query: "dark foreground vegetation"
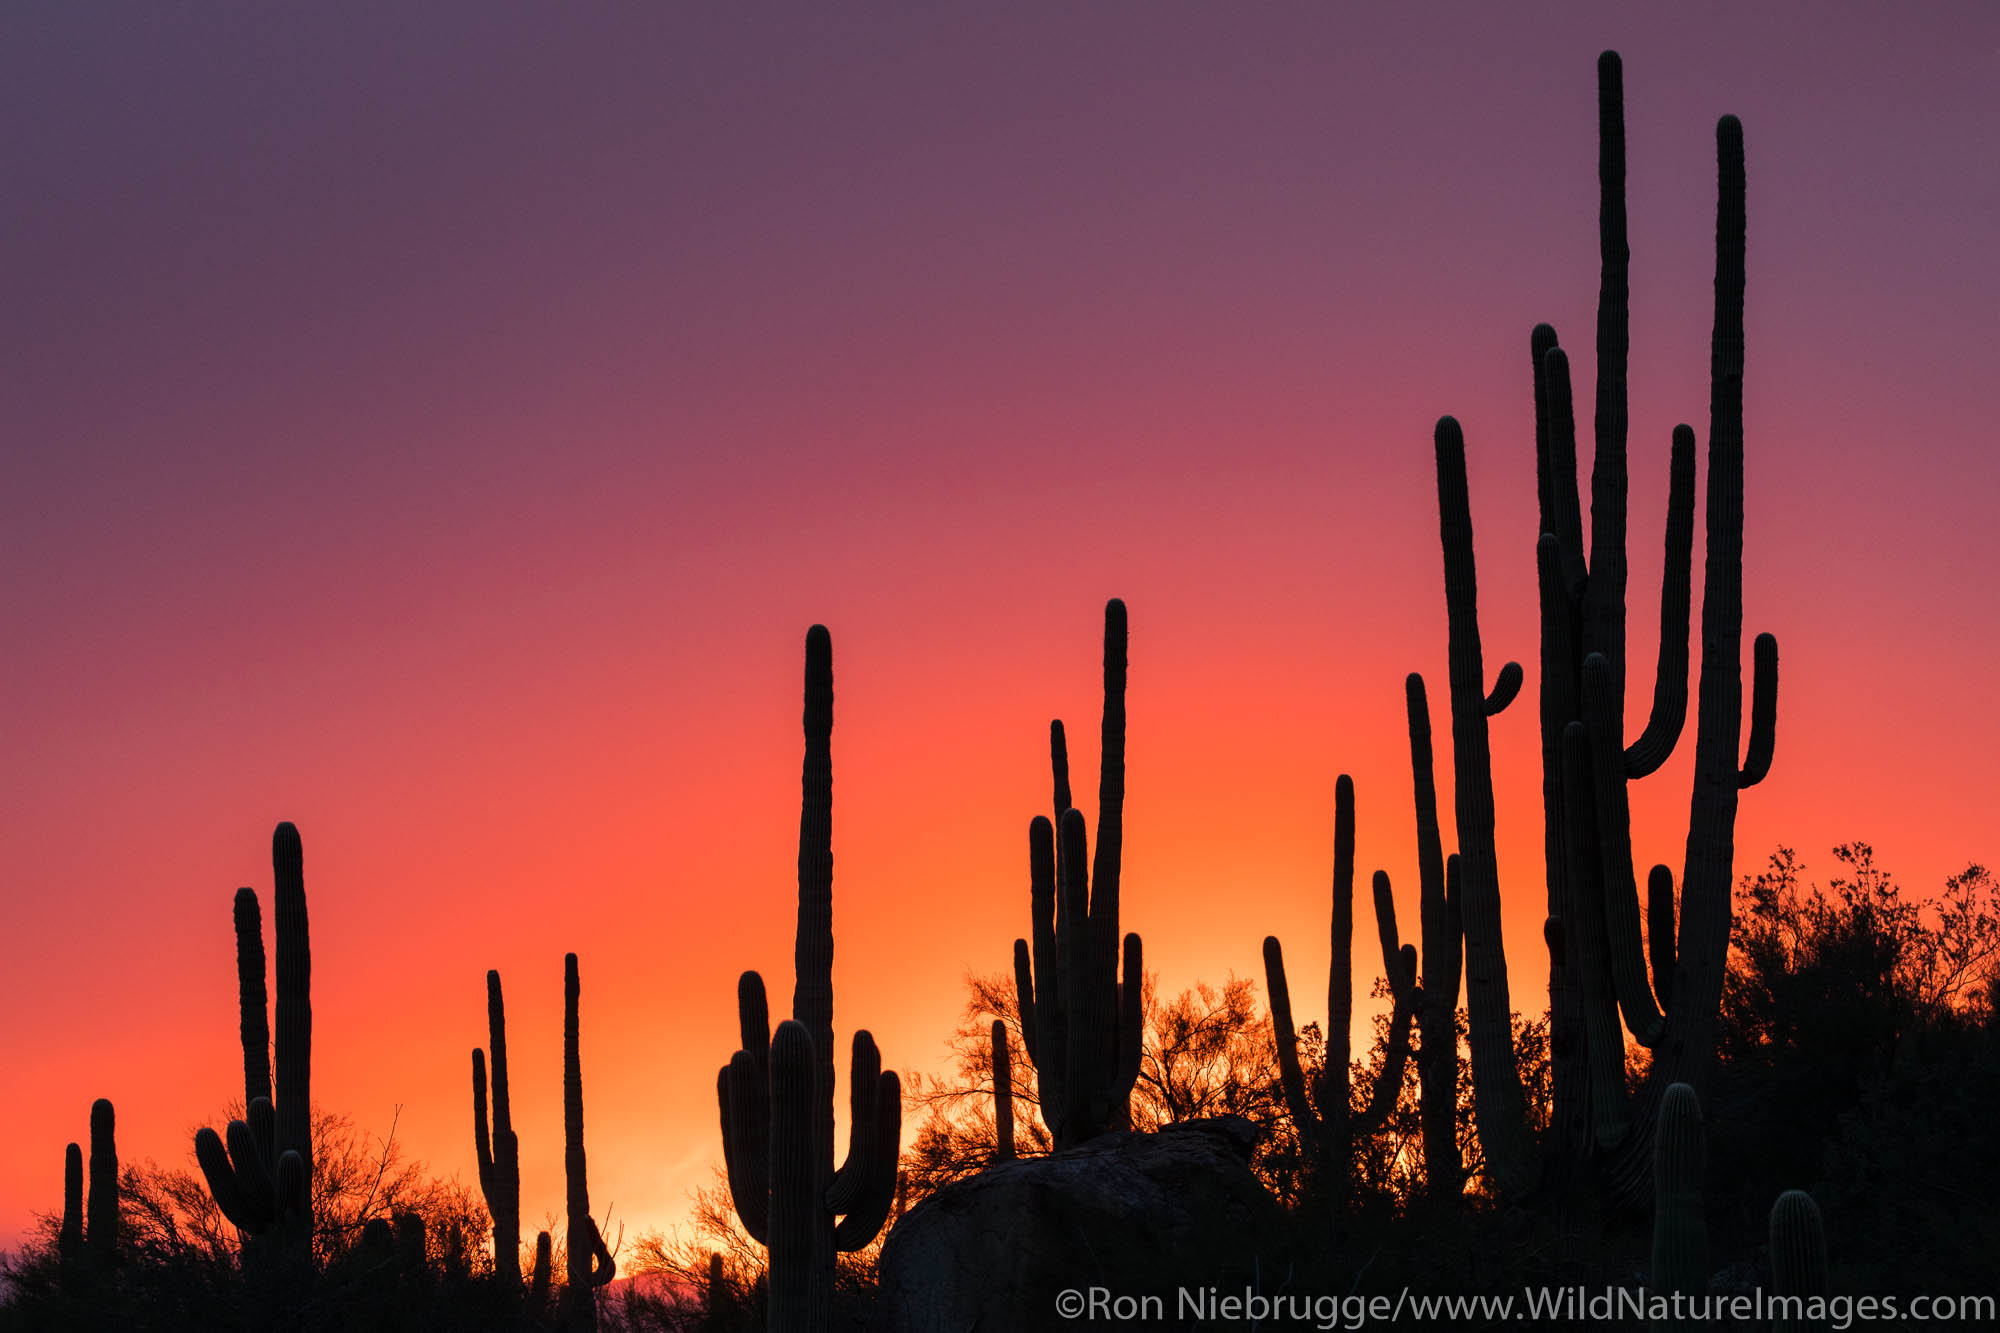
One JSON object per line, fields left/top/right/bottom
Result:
{"left": 8, "top": 51, "right": 1995, "bottom": 1333}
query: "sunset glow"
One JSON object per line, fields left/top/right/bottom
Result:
{"left": 4, "top": 3, "right": 1995, "bottom": 1262}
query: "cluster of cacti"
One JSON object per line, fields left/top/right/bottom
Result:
{"left": 57, "top": 1098, "right": 118, "bottom": 1272}
{"left": 194, "top": 822, "right": 315, "bottom": 1253}
{"left": 1429, "top": 50, "right": 1778, "bottom": 1206}
{"left": 561, "top": 952, "right": 616, "bottom": 1330}
{"left": 1012, "top": 599, "right": 1145, "bottom": 1150}
{"left": 1261, "top": 774, "right": 1414, "bottom": 1201}
{"left": 717, "top": 625, "right": 902, "bottom": 1332}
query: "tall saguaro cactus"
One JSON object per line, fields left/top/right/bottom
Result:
{"left": 718, "top": 625, "right": 902, "bottom": 1333}
{"left": 1263, "top": 775, "right": 1415, "bottom": 1201}
{"left": 472, "top": 969, "right": 523, "bottom": 1294}
{"left": 562, "top": 953, "right": 614, "bottom": 1330}
{"left": 195, "top": 822, "right": 314, "bottom": 1252}
{"left": 1013, "top": 599, "right": 1145, "bottom": 1149}
{"left": 1402, "top": 675, "right": 1465, "bottom": 1198}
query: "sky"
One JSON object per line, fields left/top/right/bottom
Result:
{"left": 4, "top": 1, "right": 1996, "bottom": 1260}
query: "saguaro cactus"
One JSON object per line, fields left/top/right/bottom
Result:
{"left": 472, "top": 969, "right": 523, "bottom": 1293}
{"left": 1012, "top": 599, "right": 1145, "bottom": 1149}
{"left": 58, "top": 1143, "right": 82, "bottom": 1264}
{"left": 562, "top": 953, "right": 614, "bottom": 1330}
{"left": 991, "top": 1020, "right": 1016, "bottom": 1163}
{"left": 717, "top": 625, "right": 902, "bottom": 1332}
{"left": 195, "top": 822, "right": 314, "bottom": 1252}
{"left": 1263, "top": 775, "right": 1415, "bottom": 1201}
{"left": 1768, "top": 1190, "right": 1830, "bottom": 1333}
{"left": 1650, "top": 1084, "right": 1706, "bottom": 1330}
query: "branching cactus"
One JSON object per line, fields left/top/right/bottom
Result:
{"left": 717, "top": 625, "right": 902, "bottom": 1332}
{"left": 1263, "top": 775, "right": 1416, "bottom": 1201}
{"left": 1433, "top": 53, "right": 1779, "bottom": 1205}
{"left": 472, "top": 969, "right": 523, "bottom": 1294}
{"left": 194, "top": 822, "right": 313, "bottom": 1253}
{"left": 562, "top": 953, "right": 614, "bottom": 1331}
{"left": 1012, "top": 599, "right": 1145, "bottom": 1149}
{"left": 1650, "top": 1084, "right": 1706, "bottom": 1331}
{"left": 1769, "top": 1190, "right": 1830, "bottom": 1333}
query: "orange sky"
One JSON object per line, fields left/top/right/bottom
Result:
{"left": 5, "top": 4, "right": 1996, "bottom": 1258}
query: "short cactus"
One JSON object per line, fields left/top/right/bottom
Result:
{"left": 1263, "top": 775, "right": 1415, "bottom": 1200}
{"left": 58, "top": 1142, "right": 82, "bottom": 1264}
{"left": 194, "top": 822, "right": 314, "bottom": 1252}
{"left": 1013, "top": 599, "right": 1145, "bottom": 1149}
{"left": 1769, "top": 1190, "right": 1830, "bottom": 1333}
{"left": 1650, "top": 1083, "right": 1705, "bottom": 1330}
{"left": 991, "top": 1020, "right": 1015, "bottom": 1164}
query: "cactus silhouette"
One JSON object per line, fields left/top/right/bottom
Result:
{"left": 58, "top": 1141, "right": 82, "bottom": 1265}
{"left": 990, "top": 1020, "right": 1015, "bottom": 1164}
{"left": 1012, "top": 599, "right": 1145, "bottom": 1149}
{"left": 561, "top": 953, "right": 614, "bottom": 1330}
{"left": 1650, "top": 1083, "right": 1705, "bottom": 1330}
{"left": 1768, "top": 1190, "right": 1830, "bottom": 1333}
{"left": 1262, "top": 775, "right": 1414, "bottom": 1201}
{"left": 1433, "top": 52, "right": 1778, "bottom": 1205}
{"left": 529, "top": 1229, "right": 554, "bottom": 1317}
{"left": 194, "top": 822, "right": 314, "bottom": 1252}
{"left": 1401, "top": 675, "right": 1465, "bottom": 1198}
{"left": 56, "top": 1100, "right": 118, "bottom": 1273}
{"left": 472, "top": 969, "right": 523, "bottom": 1295}
{"left": 717, "top": 625, "right": 901, "bottom": 1332}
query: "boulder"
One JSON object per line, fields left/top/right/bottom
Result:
{"left": 877, "top": 1117, "right": 1289, "bottom": 1332}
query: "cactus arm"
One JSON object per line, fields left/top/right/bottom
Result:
{"left": 719, "top": 1056, "right": 769, "bottom": 1244}
{"left": 1090, "top": 600, "right": 1127, "bottom": 961}
{"left": 1371, "top": 871, "right": 1409, "bottom": 1002}
{"left": 1261, "top": 936, "right": 1320, "bottom": 1150}
{"left": 1057, "top": 807, "right": 1098, "bottom": 1145}
{"left": 1738, "top": 633, "right": 1778, "bottom": 788}
{"left": 1583, "top": 655, "right": 1668, "bottom": 1047}
{"left": 195, "top": 1128, "right": 254, "bottom": 1233}
{"left": 1011, "top": 938, "right": 1037, "bottom": 1067}
{"left": 1768, "top": 1190, "right": 1830, "bottom": 1332}
{"left": 1354, "top": 986, "right": 1416, "bottom": 1137}
{"left": 1648, "top": 866, "right": 1677, "bottom": 1012}
{"left": 1115, "top": 933, "right": 1144, "bottom": 1104}
{"left": 473, "top": 1048, "right": 494, "bottom": 1198}
{"left": 826, "top": 1032, "right": 882, "bottom": 1213}
{"left": 232, "top": 887, "right": 272, "bottom": 1115}
{"left": 831, "top": 1068, "right": 901, "bottom": 1250}
{"left": 1483, "top": 662, "right": 1524, "bottom": 715}
{"left": 1561, "top": 722, "right": 1630, "bottom": 1151}
{"left": 1623, "top": 426, "right": 1696, "bottom": 778}
{"left": 1650, "top": 1083, "right": 1706, "bottom": 1323}
{"left": 991, "top": 1021, "right": 1015, "bottom": 1163}
{"left": 563, "top": 951, "right": 604, "bottom": 1312}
